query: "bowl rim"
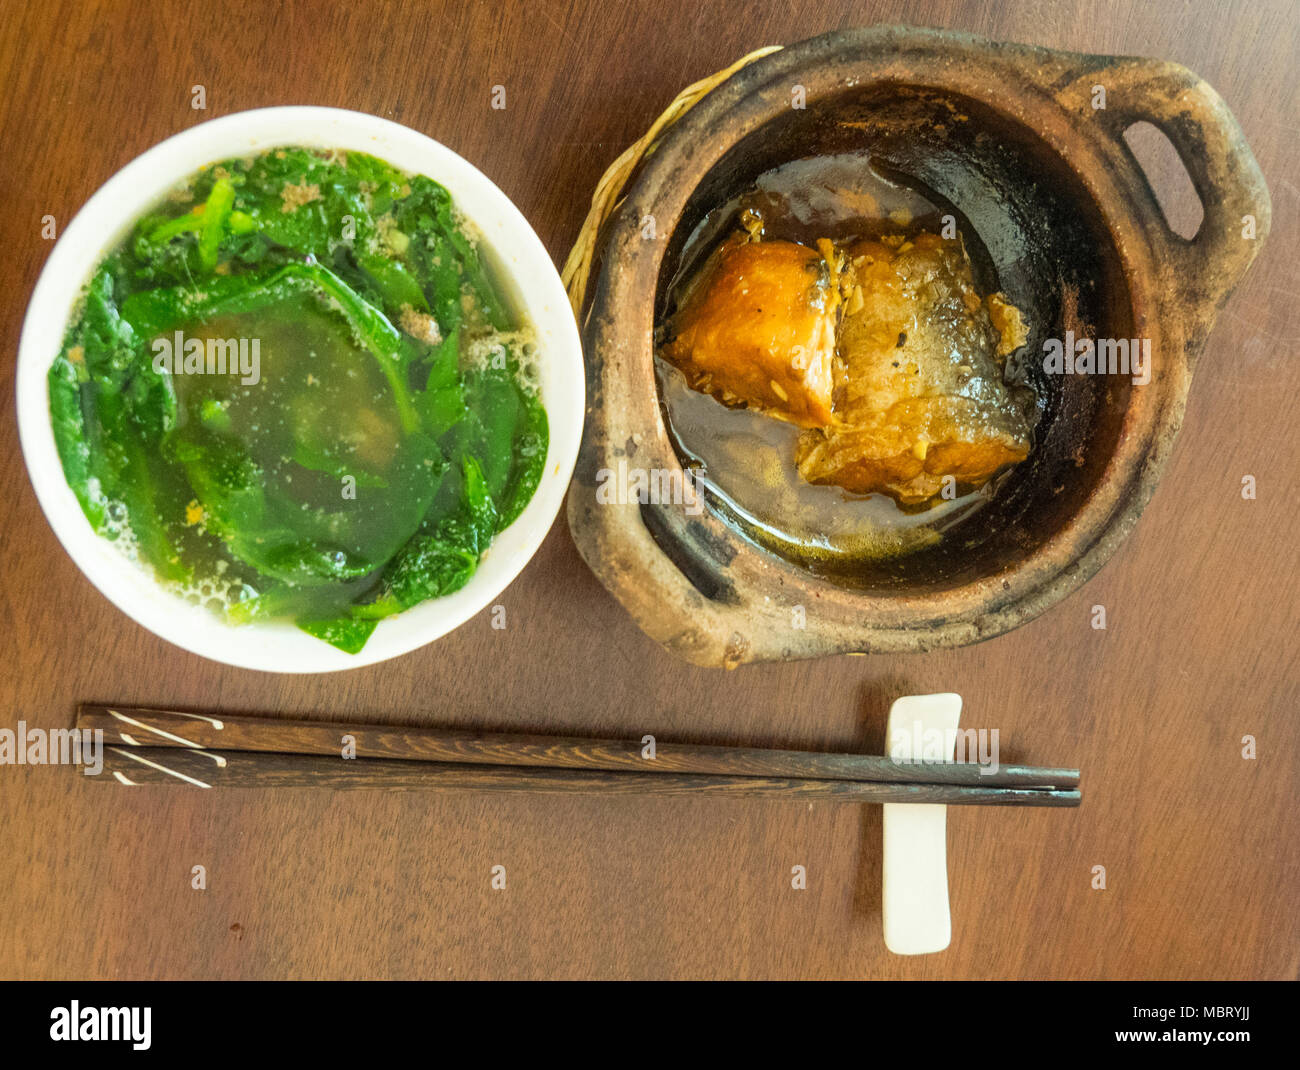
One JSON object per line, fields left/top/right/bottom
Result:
{"left": 17, "top": 105, "right": 584, "bottom": 673}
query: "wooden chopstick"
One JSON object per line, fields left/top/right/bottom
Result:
{"left": 78, "top": 705, "right": 1081, "bottom": 790}
{"left": 93, "top": 745, "right": 1081, "bottom": 805}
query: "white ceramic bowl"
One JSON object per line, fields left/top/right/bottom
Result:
{"left": 17, "top": 106, "right": 584, "bottom": 672}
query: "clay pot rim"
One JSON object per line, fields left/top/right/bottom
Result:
{"left": 572, "top": 26, "right": 1269, "bottom": 665}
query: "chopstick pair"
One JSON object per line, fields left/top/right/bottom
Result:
{"left": 77, "top": 705, "right": 1081, "bottom": 807}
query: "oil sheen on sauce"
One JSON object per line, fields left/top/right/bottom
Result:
{"left": 657, "top": 150, "right": 1015, "bottom": 567}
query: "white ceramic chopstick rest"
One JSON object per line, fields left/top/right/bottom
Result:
{"left": 882, "top": 692, "right": 963, "bottom": 955}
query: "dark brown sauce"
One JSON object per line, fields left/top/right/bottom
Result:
{"left": 656, "top": 150, "right": 1027, "bottom": 567}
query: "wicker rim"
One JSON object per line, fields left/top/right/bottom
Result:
{"left": 559, "top": 46, "right": 783, "bottom": 319}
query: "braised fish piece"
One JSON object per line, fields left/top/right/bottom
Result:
{"left": 662, "top": 236, "right": 839, "bottom": 428}
{"left": 795, "top": 232, "right": 1031, "bottom": 504}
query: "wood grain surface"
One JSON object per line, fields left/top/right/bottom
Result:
{"left": 0, "top": 0, "right": 1296, "bottom": 980}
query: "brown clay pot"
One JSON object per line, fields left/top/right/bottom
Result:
{"left": 568, "top": 26, "right": 1270, "bottom": 668}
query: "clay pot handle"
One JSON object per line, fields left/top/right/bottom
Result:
{"left": 1058, "top": 58, "right": 1271, "bottom": 353}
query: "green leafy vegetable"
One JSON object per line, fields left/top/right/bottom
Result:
{"left": 48, "top": 148, "right": 549, "bottom": 654}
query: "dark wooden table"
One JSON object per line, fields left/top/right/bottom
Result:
{"left": 1, "top": 0, "right": 1296, "bottom": 980}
